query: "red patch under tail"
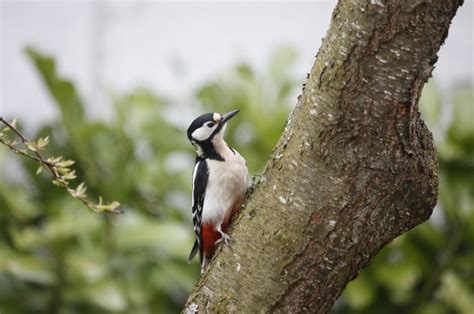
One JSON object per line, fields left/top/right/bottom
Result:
{"left": 201, "top": 224, "right": 221, "bottom": 259}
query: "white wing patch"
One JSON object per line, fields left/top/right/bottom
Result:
{"left": 191, "top": 161, "right": 200, "bottom": 208}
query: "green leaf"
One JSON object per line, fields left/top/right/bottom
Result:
{"left": 115, "top": 213, "right": 191, "bottom": 258}
{"left": 66, "top": 252, "right": 107, "bottom": 284}
{"left": 25, "top": 142, "right": 37, "bottom": 152}
{"left": 75, "top": 182, "right": 87, "bottom": 196}
{"left": 437, "top": 272, "right": 474, "bottom": 314}
{"left": 43, "top": 205, "right": 101, "bottom": 241}
{"left": 36, "top": 136, "right": 50, "bottom": 150}
{"left": 5, "top": 256, "right": 54, "bottom": 285}
{"left": 0, "top": 182, "right": 40, "bottom": 220}
{"left": 57, "top": 159, "right": 75, "bottom": 168}
{"left": 25, "top": 47, "right": 85, "bottom": 135}
{"left": 85, "top": 281, "right": 128, "bottom": 311}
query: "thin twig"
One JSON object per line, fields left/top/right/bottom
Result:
{"left": 1, "top": 117, "right": 56, "bottom": 173}
{"left": 0, "top": 117, "right": 121, "bottom": 214}
{"left": 0, "top": 137, "right": 46, "bottom": 163}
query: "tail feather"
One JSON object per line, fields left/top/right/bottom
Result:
{"left": 188, "top": 239, "right": 199, "bottom": 263}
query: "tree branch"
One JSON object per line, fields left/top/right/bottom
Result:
{"left": 184, "top": 0, "right": 464, "bottom": 313}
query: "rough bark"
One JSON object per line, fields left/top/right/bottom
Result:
{"left": 184, "top": 0, "right": 463, "bottom": 313}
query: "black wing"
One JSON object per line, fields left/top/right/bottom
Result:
{"left": 188, "top": 158, "right": 209, "bottom": 263}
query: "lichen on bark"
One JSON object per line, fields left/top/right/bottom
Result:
{"left": 184, "top": 0, "right": 464, "bottom": 313}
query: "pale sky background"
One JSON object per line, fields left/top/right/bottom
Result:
{"left": 1, "top": 0, "right": 473, "bottom": 132}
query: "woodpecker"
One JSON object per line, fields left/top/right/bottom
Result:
{"left": 187, "top": 109, "right": 248, "bottom": 273}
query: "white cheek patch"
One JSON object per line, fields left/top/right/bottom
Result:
{"left": 192, "top": 126, "right": 213, "bottom": 141}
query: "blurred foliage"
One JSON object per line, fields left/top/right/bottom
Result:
{"left": 1, "top": 44, "right": 472, "bottom": 314}
{"left": 0, "top": 46, "right": 297, "bottom": 313}
{"left": 334, "top": 81, "right": 474, "bottom": 314}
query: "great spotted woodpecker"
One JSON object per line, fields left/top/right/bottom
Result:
{"left": 187, "top": 109, "right": 248, "bottom": 273}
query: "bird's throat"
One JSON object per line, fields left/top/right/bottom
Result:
{"left": 196, "top": 140, "right": 225, "bottom": 161}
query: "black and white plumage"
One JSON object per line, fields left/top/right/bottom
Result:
{"left": 188, "top": 159, "right": 208, "bottom": 263}
{"left": 186, "top": 110, "right": 248, "bottom": 273}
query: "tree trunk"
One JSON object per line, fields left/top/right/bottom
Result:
{"left": 184, "top": 0, "right": 464, "bottom": 313}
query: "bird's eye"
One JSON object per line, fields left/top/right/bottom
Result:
{"left": 207, "top": 122, "right": 215, "bottom": 128}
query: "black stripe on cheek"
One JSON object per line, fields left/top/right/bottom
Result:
{"left": 196, "top": 141, "right": 225, "bottom": 161}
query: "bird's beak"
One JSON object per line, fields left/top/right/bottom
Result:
{"left": 220, "top": 109, "right": 240, "bottom": 124}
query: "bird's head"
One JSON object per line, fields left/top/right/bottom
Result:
{"left": 187, "top": 109, "right": 240, "bottom": 155}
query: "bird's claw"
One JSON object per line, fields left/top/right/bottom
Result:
{"left": 215, "top": 232, "right": 231, "bottom": 246}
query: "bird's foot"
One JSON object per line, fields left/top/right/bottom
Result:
{"left": 215, "top": 231, "right": 231, "bottom": 246}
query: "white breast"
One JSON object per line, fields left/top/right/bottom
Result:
{"left": 202, "top": 147, "right": 248, "bottom": 226}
